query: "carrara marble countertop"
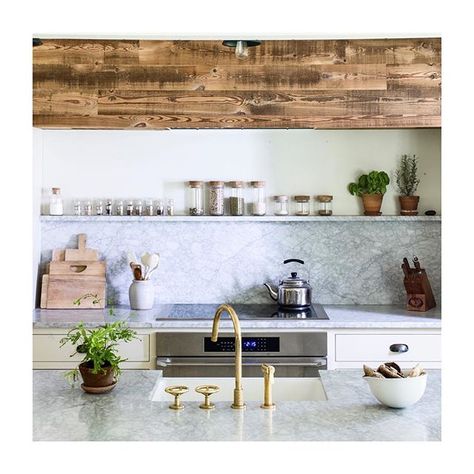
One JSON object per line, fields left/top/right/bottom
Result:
{"left": 33, "top": 369, "right": 441, "bottom": 441}
{"left": 33, "top": 304, "right": 441, "bottom": 329}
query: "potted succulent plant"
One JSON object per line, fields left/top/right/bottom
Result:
{"left": 348, "top": 170, "right": 390, "bottom": 215}
{"left": 60, "top": 320, "right": 138, "bottom": 393}
{"left": 395, "top": 154, "right": 421, "bottom": 215}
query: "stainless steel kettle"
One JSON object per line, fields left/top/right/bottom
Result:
{"left": 264, "top": 259, "right": 312, "bottom": 308}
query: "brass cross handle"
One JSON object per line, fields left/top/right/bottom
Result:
{"left": 165, "top": 385, "right": 189, "bottom": 410}
{"left": 195, "top": 384, "right": 220, "bottom": 410}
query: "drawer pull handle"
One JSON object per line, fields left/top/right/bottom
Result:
{"left": 390, "top": 343, "right": 409, "bottom": 353}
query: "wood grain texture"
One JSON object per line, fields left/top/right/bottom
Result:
{"left": 33, "top": 38, "right": 441, "bottom": 129}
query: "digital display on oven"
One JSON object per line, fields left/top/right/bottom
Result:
{"left": 204, "top": 337, "right": 280, "bottom": 352}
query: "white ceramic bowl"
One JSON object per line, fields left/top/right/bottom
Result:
{"left": 364, "top": 370, "right": 427, "bottom": 408}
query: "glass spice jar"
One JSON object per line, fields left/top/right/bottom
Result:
{"left": 274, "top": 195, "right": 289, "bottom": 216}
{"left": 95, "top": 200, "right": 104, "bottom": 216}
{"left": 126, "top": 200, "right": 134, "bottom": 216}
{"left": 49, "top": 187, "right": 63, "bottom": 216}
{"left": 229, "top": 181, "right": 244, "bottom": 216}
{"left": 209, "top": 181, "right": 225, "bottom": 216}
{"left": 105, "top": 198, "right": 113, "bottom": 216}
{"left": 155, "top": 199, "right": 164, "bottom": 216}
{"left": 294, "top": 195, "right": 310, "bottom": 216}
{"left": 250, "top": 181, "right": 266, "bottom": 216}
{"left": 188, "top": 181, "right": 204, "bottom": 216}
{"left": 166, "top": 198, "right": 174, "bottom": 216}
{"left": 115, "top": 200, "right": 124, "bottom": 216}
{"left": 134, "top": 200, "right": 143, "bottom": 216}
{"left": 145, "top": 199, "right": 154, "bottom": 216}
{"left": 316, "top": 195, "right": 333, "bottom": 216}
{"left": 84, "top": 200, "right": 92, "bottom": 216}
{"left": 73, "top": 200, "right": 82, "bottom": 216}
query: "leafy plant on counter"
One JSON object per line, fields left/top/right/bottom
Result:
{"left": 348, "top": 170, "right": 390, "bottom": 196}
{"left": 395, "top": 154, "right": 421, "bottom": 196}
{"left": 60, "top": 321, "right": 138, "bottom": 385}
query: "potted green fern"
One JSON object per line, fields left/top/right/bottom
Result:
{"left": 395, "top": 154, "right": 421, "bottom": 215}
{"left": 348, "top": 170, "right": 390, "bottom": 215}
{"left": 60, "top": 321, "right": 138, "bottom": 393}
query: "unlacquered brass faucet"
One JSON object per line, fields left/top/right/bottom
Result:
{"left": 261, "top": 364, "right": 276, "bottom": 410}
{"left": 211, "top": 304, "right": 245, "bottom": 410}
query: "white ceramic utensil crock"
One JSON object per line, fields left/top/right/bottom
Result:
{"left": 129, "top": 280, "right": 154, "bottom": 310}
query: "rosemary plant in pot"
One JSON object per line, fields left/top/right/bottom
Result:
{"left": 395, "top": 154, "right": 421, "bottom": 215}
{"left": 348, "top": 170, "right": 390, "bottom": 215}
{"left": 60, "top": 321, "right": 138, "bottom": 393}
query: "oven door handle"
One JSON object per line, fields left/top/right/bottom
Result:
{"left": 156, "top": 357, "right": 326, "bottom": 368}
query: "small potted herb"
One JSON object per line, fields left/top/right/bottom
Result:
{"left": 60, "top": 321, "right": 138, "bottom": 393}
{"left": 348, "top": 170, "right": 390, "bottom": 215}
{"left": 395, "top": 154, "right": 421, "bottom": 215}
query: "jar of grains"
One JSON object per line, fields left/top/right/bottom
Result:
{"left": 316, "top": 195, "right": 333, "bottom": 216}
{"left": 188, "top": 181, "right": 204, "bottom": 216}
{"left": 208, "top": 181, "right": 225, "bottom": 216}
{"left": 250, "top": 181, "right": 266, "bottom": 216}
{"left": 229, "top": 181, "right": 244, "bottom": 216}
{"left": 294, "top": 195, "right": 310, "bottom": 216}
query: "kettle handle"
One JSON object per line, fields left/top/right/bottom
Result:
{"left": 283, "top": 259, "right": 304, "bottom": 265}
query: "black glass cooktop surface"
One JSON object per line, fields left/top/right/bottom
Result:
{"left": 154, "top": 304, "right": 329, "bottom": 320}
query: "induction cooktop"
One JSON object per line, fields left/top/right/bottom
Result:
{"left": 154, "top": 304, "right": 329, "bottom": 320}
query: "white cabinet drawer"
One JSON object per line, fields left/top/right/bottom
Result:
{"left": 335, "top": 334, "right": 441, "bottom": 363}
{"left": 33, "top": 334, "right": 150, "bottom": 362}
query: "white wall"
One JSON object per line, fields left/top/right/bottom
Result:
{"left": 39, "top": 129, "right": 441, "bottom": 216}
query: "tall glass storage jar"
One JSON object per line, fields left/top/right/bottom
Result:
{"left": 250, "top": 181, "right": 266, "bottom": 216}
{"left": 229, "top": 181, "right": 244, "bottom": 216}
{"left": 208, "top": 181, "right": 224, "bottom": 216}
{"left": 316, "top": 195, "right": 333, "bottom": 216}
{"left": 188, "top": 181, "right": 204, "bottom": 216}
{"left": 274, "top": 195, "right": 289, "bottom": 216}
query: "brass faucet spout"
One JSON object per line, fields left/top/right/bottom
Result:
{"left": 211, "top": 304, "right": 245, "bottom": 409}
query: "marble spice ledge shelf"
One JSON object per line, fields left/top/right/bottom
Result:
{"left": 40, "top": 215, "right": 442, "bottom": 223}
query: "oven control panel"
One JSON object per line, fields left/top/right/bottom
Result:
{"left": 204, "top": 337, "right": 280, "bottom": 352}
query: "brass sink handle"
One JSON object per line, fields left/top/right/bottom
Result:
{"left": 261, "top": 364, "right": 276, "bottom": 410}
{"left": 165, "top": 385, "right": 189, "bottom": 410}
{"left": 195, "top": 384, "right": 220, "bottom": 410}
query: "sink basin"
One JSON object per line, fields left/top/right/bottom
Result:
{"left": 151, "top": 376, "right": 327, "bottom": 402}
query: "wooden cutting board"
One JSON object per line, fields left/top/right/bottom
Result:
{"left": 48, "top": 261, "right": 106, "bottom": 277}
{"left": 64, "top": 234, "right": 98, "bottom": 261}
{"left": 42, "top": 275, "right": 106, "bottom": 309}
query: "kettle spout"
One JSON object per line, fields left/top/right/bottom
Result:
{"left": 263, "top": 283, "right": 278, "bottom": 301}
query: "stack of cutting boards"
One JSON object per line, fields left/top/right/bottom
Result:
{"left": 40, "top": 234, "right": 106, "bottom": 309}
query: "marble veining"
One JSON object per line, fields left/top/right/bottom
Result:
{"left": 32, "top": 369, "right": 441, "bottom": 441}
{"left": 33, "top": 304, "right": 442, "bottom": 329}
{"left": 40, "top": 220, "right": 441, "bottom": 305}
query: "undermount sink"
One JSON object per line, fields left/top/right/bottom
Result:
{"left": 151, "top": 376, "right": 327, "bottom": 402}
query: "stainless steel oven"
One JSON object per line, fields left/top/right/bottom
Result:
{"left": 156, "top": 332, "right": 327, "bottom": 377}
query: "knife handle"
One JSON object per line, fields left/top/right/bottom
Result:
{"left": 413, "top": 256, "right": 421, "bottom": 271}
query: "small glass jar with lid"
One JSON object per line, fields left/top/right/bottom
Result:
{"left": 105, "top": 198, "right": 113, "bottom": 216}
{"left": 316, "top": 195, "right": 333, "bottom": 216}
{"left": 73, "top": 200, "right": 82, "bottom": 216}
{"left": 188, "top": 181, "right": 204, "bottom": 216}
{"left": 126, "top": 200, "right": 134, "bottom": 216}
{"left": 145, "top": 199, "right": 154, "bottom": 216}
{"left": 250, "top": 181, "right": 266, "bottom": 216}
{"left": 274, "top": 195, "right": 289, "bottom": 216}
{"left": 294, "top": 195, "right": 310, "bottom": 216}
{"left": 115, "top": 200, "right": 124, "bottom": 216}
{"left": 84, "top": 200, "right": 92, "bottom": 216}
{"left": 229, "top": 181, "right": 244, "bottom": 216}
{"left": 95, "top": 200, "right": 104, "bottom": 216}
{"left": 155, "top": 199, "right": 164, "bottom": 216}
{"left": 208, "top": 181, "right": 225, "bottom": 216}
{"left": 134, "top": 200, "right": 143, "bottom": 216}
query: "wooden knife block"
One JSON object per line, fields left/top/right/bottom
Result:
{"left": 403, "top": 269, "right": 436, "bottom": 312}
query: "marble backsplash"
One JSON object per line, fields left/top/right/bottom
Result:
{"left": 39, "top": 220, "right": 441, "bottom": 306}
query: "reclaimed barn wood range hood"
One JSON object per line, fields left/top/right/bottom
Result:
{"left": 33, "top": 38, "right": 441, "bottom": 130}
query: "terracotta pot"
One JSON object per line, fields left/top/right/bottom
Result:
{"left": 399, "top": 195, "right": 420, "bottom": 215}
{"left": 79, "top": 361, "right": 115, "bottom": 387}
{"left": 361, "top": 193, "right": 384, "bottom": 216}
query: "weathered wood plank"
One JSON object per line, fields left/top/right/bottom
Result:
{"left": 346, "top": 38, "right": 441, "bottom": 65}
{"left": 34, "top": 63, "right": 386, "bottom": 91}
{"left": 33, "top": 113, "right": 440, "bottom": 129}
{"left": 387, "top": 64, "right": 441, "bottom": 90}
{"left": 33, "top": 39, "right": 105, "bottom": 65}
{"left": 138, "top": 40, "right": 347, "bottom": 66}
{"left": 96, "top": 89, "right": 439, "bottom": 118}
{"left": 33, "top": 91, "right": 98, "bottom": 116}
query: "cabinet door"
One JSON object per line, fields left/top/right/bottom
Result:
{"left": 335, "top": 334, "right": 441, "bottom": 363}
{"left": 33, "top": 334, "right": 150, "bottom": 362}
